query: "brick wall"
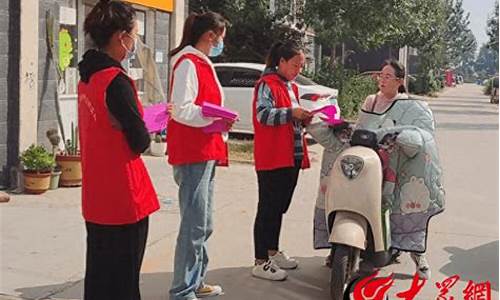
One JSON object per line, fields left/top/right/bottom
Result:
{"left": 37, "top": 0, "right": 60, "bottom": 149}
{"left": 0, "top": 0, "right": 20, "bottom": 188}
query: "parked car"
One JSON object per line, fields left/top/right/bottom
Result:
{"left": 214, "top": 63, "right": 338, "bottom": 134}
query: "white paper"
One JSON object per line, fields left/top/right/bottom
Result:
{"left": 155, "top": 51, "right": 164, "bottom": 63}
{"left": 60, "top": 7, "right": 76, "bottom": 25}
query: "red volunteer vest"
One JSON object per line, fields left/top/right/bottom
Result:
{"left": 252, "top": 73, "right": 310, "bottom": 171}
{"left": 78, "top": 67, "right": 159, "bottom": 225}
{"left": 167, "top": 53, "right": 226, "bottom": 165}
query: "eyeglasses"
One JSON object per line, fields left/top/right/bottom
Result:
{"left": 377, "top": 74, "right": 400, "bottom": 81}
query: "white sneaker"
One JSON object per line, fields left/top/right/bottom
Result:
{"left": 195, "top": 283, "right": 223, "bottom": 298}
{"left": 270, "top": 251, "right": 298, "bottom": 269}
{"left": 252, "top": 260, "right": 288, "bottom": 281}
{"left": 410, "top": 253, "right": 431, "bottom": 280}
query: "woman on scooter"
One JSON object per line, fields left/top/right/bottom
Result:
{"left": 307, "top": 59, "right": 445, "bottom": 280}
{"left": 251, "top": 40, "right": 312, "bottom": 281}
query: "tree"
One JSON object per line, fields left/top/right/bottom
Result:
{"left": 304, "top": 0, "right": 405, "bottom": 63}
{"left": 486, "top": 1, "right": 499, "bottom": 54}
{"left": 189, "top": 0, "right": 306, "bottom": 63}
{"left": 475, "top": 44, "right": 498, "bottom": 78}
{"left": 304, "top": 0, "right": 448, "bottom": 67}
{"left": 442, "top": 0, "right": 478, "bottom": 69}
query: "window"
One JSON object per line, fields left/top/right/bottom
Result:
{"left": 227, "top": 68, "right": 261, "bottom": 88}
{"left": 215, "top": 68, "right": 233, "bottom": 87}
{"left": 59, "top": 1, "right": 78, "bottom": 96}
{"left": 82, "top": 4, "right": 148, "bottom": 99}
{"left": 128, "top": 10, "right": 146, "bottom": 95}
{"left": 295, "top": 74, "right": 317, "bottom": 86}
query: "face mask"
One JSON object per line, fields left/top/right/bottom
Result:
{"left": 209, "top": 39, "right": 224, "bottom": 57}
{"left": 121, "top": 33, "right": 138, "bottom": 61}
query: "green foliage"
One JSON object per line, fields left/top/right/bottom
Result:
{"left": 305, "top": 60, "right": 355, "bottom": 93}
{"left": 409, "top": 71, "right": 443, "bottom": 95}
{"left": 20, "top": 145, "right": 55, "bottom": 172}
{"left": 228, "top": 139, "right": 253, "bottom": 162}
{"left": 189, "top": 1, "right": 306, "bottom": 63}
{"left": 443, "top": 0, "right": 477, "bottom": 69}
{"left": 304, "top": 0, "right": 447, "bottom": 52}
{"left": 338, "top": 75, "right": 378, "bottom": 119}
{"left": 307, "top": 60, "right": 377, "bottom": 119}
{"left": 487, "top": 1, "right": 499, "bottom": 53}
{"left": 475, "top": 44, "right": 499, "bottom": 79}
{"left": 484, "top": 79, "right": 493, "bottom": 95}
{"left": 64, "top": 122, "right": 79, "bottom": 156}
{"left": 483, "top": 77, "right": 497, "bottom": 95}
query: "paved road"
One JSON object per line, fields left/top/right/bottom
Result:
{"left": 1, "top": 84, "right": 498, "bottom": 300}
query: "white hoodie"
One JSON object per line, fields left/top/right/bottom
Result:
{"left": 169, "top": 46, "right": 226, "bottom": 127}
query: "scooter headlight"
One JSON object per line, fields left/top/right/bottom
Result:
{"left": 340, "top": 156, "right": 364, "bottom": 179}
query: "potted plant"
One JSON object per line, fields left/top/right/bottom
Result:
{"left": 149, "top": 132, "right": 167, "bottom": 157}
{"left": 46, "top": 129, "right": 62, "bottom": 189}
{"left": 55, "top": 122, "right": 82, "bottom": 187}
{"left": 19, "top": 144, "right": 55, "bottom": 194}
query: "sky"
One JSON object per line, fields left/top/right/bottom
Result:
{"left": 462, "top": 0, "right": 497, "bottom": 47}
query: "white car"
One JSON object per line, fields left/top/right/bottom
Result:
{"left": 214, "top": 62, "right": 339, "bottom": 134}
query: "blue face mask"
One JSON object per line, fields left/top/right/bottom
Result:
{"left": 209, "top": 39, "right": 224, "bottom": 57}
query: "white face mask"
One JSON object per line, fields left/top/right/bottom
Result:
{"left": 121, "top": 32, "right": 137, "bottom": 61}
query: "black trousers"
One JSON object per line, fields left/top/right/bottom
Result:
{"left": 254, "top": 164, "right": 301, "bottom": 260}
{"left": 84, "top": 217, "right": 149, "bottom": 300}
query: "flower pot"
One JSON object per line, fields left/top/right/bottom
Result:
{"left": 149, "top": 141, "right": 166, "bottom": 157}
{"left": 23, "top": 171, "right": 51, "bottom": 194}
{"left": 56, "top": 154, "right": 82, "bottom": 187}
{"left": 49, "top": 170, "right": 62, "bottom": 190}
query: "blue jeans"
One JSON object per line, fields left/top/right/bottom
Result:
{"left": 169, "top": 161, "right": 216, "bottom": 300}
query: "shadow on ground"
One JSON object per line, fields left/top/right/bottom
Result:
{"left": 14, "top": 257, "right": 332, "bottom": 300}
{"left": 436, "top": 122, "right": 498, "bottom": 131}
{"left": 440, "top": 240, "right": 499, "bottom": 291}
{"left": 14, "top": 242, "right": 499, "bottom": 299}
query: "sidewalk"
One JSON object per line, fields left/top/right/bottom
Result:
{"left": 0, "top": 142, "right": 328, "bottom": 300}
{"left": 1, "top": 84, "right": 498, "bottom": 300}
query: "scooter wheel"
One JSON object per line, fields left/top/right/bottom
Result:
{"left": 330, "top": 244, "right": 352, "bottom": 300}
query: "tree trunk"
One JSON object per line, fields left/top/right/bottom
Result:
{"left": 329, "top": 44, "right": 337, "bottom": 68}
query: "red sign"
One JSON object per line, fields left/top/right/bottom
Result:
{"left": 350, "top": 272, "right": 492, "bottom": 300}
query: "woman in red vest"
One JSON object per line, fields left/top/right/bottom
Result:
{"left": 78, "top": 1, "right": 159, "bottom": 299}
{"left": 167, "top": 12, "right": 230, "bottom": 300}
{"left": 251, "top": 41, "right": 312, "bottom": 281}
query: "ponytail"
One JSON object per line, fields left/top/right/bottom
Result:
{"left": 169, "top": 11, "right": 227, "bottom": 57}
{"left": 265, "top": 42, "right": 284, "bottom": 68}
{"left": 265, "top": 40, "right": 302, "bottom": 68}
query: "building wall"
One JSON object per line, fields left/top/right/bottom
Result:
{"left": 344, "top": 42, "right": 400, "bottom": 73}
{"left": 155, "top": 11, "right": 170, "bottom": 95}
{"left": 38, "top": 0, "right": 61, "bottom": 149}
{"left": 0, "top": 0, "right": 20, "bottom": 188}
{"left": 38, "top": 0, "right": 173, "bottom": 147}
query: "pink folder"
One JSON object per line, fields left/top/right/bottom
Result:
{"left": 311, "top": 104, "right": 344, "bottom": 125}
{"left": 201, "top": 102, "right": 239, "bottom": 120}
{"left": 201, "top": 102, "right": 238, "bottom": 133}
{"left": 143, "top": 103, "right": 169, "bottom": 133}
